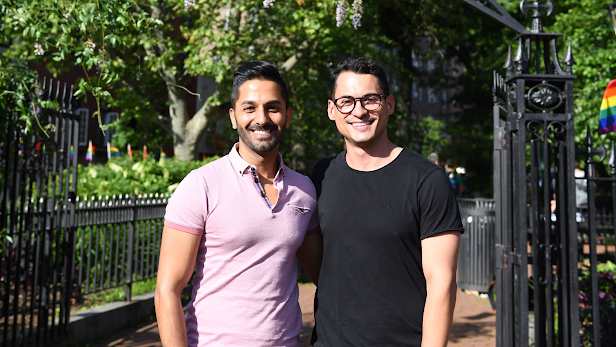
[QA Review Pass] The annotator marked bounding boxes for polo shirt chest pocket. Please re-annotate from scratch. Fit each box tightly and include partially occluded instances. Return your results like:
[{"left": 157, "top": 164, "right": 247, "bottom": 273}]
[{"left": 284, "top": 204, "right": 314, "bottom": 239}]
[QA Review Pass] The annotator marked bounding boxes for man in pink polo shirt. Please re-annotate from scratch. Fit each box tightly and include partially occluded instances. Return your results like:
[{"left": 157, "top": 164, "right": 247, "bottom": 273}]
[{"left": 155, "top": 61, "right": 322, "bottom": 347}]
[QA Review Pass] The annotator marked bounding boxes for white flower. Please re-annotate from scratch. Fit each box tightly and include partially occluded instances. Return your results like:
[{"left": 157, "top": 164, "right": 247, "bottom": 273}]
[
  {"left": 34, "top": 42, "right": 44, "bottom": 56},
  {"left": 263, "top": 0, "right": 275, "bottom": 8},
  {"left": 136, "top": 72, "right": 142, "bottom": 81},
  {"left": 184, "top": 0, "right": 196, "bottom": 10},
  {"left": 85, "top": 39, "right": 96, "bottom": 50}
]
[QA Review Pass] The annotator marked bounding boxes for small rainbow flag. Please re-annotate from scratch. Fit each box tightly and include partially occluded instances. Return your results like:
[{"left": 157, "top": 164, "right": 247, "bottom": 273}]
[
  {"left": 127, "top": 144, "right": 133, "bottom": 158},
  {"left": 160, "top": 149, "right": 167, "bottom": 162},
  {"left": 107, "top": 142, "right": 121, "bottom": 159},
  {"left": 70, "top": 145, "right": 74, "bottom": 161},
  {"left": 143, "top": 145, "right": 147, "bottom": 161},
  {"left": 85, "top": 141, "right": 93, "bottom": 161},
  {"left": 599, "top": 79, "right": 616, "bottom": 135}
]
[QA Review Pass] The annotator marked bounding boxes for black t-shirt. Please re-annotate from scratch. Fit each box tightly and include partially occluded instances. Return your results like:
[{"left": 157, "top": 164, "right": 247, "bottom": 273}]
[{"left": 310, "top": 148, "right": 464, "bottom": 347}]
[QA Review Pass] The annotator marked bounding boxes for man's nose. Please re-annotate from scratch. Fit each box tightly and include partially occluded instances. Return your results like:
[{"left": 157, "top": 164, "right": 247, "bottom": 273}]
[
  {"left": 254, "top": 107, "right": 272, "bottom": 124},
  {"left": 351, "top": 99, "right": 367, "bottom": 117}
]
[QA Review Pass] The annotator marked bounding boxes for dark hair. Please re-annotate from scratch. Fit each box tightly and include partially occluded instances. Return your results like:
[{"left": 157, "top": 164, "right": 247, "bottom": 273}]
[
  {"left": 231, "top": 61, "right": 289, "bottom": 109},
  {"left": 445, "top": 159, "right": 455, "bottom": 168},
  {"left": 330, "top": 57, "right": 390, "bottom": 99}
]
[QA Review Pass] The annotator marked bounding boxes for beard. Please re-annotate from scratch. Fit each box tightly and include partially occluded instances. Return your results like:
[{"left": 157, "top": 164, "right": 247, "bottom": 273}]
[{"left": 237, "top": 122, "right": 286, "bottom": 154}]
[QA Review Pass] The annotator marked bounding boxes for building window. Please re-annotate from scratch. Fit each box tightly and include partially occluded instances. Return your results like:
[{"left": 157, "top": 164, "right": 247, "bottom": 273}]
[
  {"left": 75, "top": 108, "right": 89, "bottom": 146},
  {"left": 104, "top": 112, "right": 119, "bottom": 145},
  {"left": 412, "top": 51, "right": 421, "bottom": 68},
  {"left": 428, "top": 88, "right": 437, "bottom": 103},
  {"left": 427, "top": 60, "right": 435, "bottom": 72},
  {"left": 412, "top": 82, "right": 418, "bottom": 98}
]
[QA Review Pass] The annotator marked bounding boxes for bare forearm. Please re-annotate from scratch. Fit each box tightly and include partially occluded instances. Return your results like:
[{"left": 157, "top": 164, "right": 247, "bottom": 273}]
[
  {"left": 155, "top": 288, "right": 188, "bottom": 347},
  {"left": 422, "top": 280, "right": 457, "bottom": 347}
]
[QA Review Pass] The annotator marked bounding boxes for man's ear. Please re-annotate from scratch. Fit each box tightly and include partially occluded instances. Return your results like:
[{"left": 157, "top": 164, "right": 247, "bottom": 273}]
[
  {"left": 327, "top": 100, "right": 336, "bottom": 121},
  {"left": 285, "top": 108, "right": 293, "bottom": 129},
  {"left": 386, "top": 95, "right": 395, "bottom": 115},
  {"left": 229, "top": 108, "right": 237, "bottom": 129}
]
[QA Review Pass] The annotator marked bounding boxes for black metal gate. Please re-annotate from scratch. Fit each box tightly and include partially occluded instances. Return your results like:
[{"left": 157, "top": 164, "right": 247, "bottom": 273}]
[
  {"left": 491, "top": 6, "right": 580, "bottom": 347},
  {"left": 0, "top": 78, "right": 79, "bottom": 347}
]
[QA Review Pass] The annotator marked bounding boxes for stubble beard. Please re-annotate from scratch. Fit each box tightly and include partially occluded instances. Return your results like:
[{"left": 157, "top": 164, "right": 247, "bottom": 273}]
[{"left": 237, "top": 123, "right": 285, "bottom": 154}]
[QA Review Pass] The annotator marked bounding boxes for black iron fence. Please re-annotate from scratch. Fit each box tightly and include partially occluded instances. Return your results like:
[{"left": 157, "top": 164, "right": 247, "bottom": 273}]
[
  {"left": 0, "top": 77, "right": 168, "bottom": 347},
  {"left": 1, "top": 78, "right": 79, "bottom": 347},
  {"left": 73, "top": 194, "right": 167, "bottom": 301},
  {"left": 575, "top": 131, "right": 616, "bottom": 346}
]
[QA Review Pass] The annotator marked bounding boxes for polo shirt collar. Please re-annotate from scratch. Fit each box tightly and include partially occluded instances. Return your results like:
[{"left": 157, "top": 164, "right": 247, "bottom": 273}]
[{"left": 229, "top": 143, "right": 285, "bottom": 177}]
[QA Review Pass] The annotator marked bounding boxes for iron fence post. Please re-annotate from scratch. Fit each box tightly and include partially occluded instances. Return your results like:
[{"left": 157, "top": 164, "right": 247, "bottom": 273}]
[{"left": 125, "top": 194, "right": 137, "bottom": 301}]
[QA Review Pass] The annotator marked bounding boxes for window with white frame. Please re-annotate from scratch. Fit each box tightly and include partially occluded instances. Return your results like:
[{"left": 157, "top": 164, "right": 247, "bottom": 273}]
[
  {"left": 104, "top": 112, "right": 119, "bottom": 145},
  {"left": 76, "top": 108, "right": 89, "bottom": 146}
]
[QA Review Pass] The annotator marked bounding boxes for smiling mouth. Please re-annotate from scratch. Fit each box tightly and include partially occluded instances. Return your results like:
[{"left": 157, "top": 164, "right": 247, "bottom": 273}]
[{"left": 350, "top": 121, "right": 374, "bottom": 127}]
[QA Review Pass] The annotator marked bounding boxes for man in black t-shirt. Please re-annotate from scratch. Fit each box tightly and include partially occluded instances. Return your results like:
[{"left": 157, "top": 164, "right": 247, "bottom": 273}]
[{"left": 311, "top": 57, "right": 464, "bottom": 347}]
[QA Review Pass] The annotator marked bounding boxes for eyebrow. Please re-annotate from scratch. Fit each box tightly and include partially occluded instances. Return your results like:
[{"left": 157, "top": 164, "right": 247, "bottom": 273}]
[
  {"left": 335, "top": 93, "right": 380, "bottom": 99},
  {"left": 240, "top": 99, "right": 283, "bottom": 106}
]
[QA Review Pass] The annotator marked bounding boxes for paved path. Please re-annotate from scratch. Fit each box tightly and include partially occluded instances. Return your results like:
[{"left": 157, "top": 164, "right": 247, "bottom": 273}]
[{"left": 92, "top": 284, "right": 495, "bottom": 347}]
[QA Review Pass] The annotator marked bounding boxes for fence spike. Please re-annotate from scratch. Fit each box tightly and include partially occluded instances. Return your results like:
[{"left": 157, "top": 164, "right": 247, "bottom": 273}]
[
  {"left": 584, "top": 125, "right": 593, "bottom": 148},
  {"left": 54, "top": 80, "right": 61, "bottom": 102},
  {"left": 61, "top": 82, "right": 68, "bottom": 112},
  {"left": 68, "top": 84, "right": 75, "bottom": 114},
  {"left": 42, "top": 76, "right": 47, "bottom": 98},
  {"left": 513, "top": 38, "right": 525, "bottom": 73},
  {"left": 502, "top": 45, "right": 513, "bottom": 71},
  {"left": 562, "top": 39, "right": 576, "bottom": 74},
  {"left": 47, "top": 78, "right": 53, "bottom": 100}
]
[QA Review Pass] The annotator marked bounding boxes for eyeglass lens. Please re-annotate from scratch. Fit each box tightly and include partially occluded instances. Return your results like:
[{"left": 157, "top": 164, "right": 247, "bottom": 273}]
[{"left": 335, "top": 94, "right": 382, "bottom": 113}]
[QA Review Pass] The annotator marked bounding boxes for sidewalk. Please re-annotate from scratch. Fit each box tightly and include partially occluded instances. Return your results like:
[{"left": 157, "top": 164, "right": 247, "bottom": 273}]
[{"left": 91, "top": 284, "right": 495, "bottom": 347}]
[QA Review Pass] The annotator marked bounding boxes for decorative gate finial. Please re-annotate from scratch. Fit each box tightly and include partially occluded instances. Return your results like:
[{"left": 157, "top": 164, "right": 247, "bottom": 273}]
[{"left": 520, "top": 0, "right": 554, "bottom": 33}]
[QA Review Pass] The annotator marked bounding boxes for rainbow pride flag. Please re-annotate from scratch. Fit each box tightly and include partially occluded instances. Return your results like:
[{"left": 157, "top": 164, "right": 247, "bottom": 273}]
[
  {"left": 143, "top": 145, "right": 147, "bottom": 161},
  {"left": 127, "top": 144, "right": 133, "bottom": 158},
  {"left": 160, "top": 149, "right": 167, "bottom": 162},
  {"left": 85, "top": 141, "right": 93, "bottom": 161},
  {"left": 599, "top": 79, "right": 616, "bottom": 135},
  {"left": 107, "top": 142, "right": 121, "bottom": 158}
]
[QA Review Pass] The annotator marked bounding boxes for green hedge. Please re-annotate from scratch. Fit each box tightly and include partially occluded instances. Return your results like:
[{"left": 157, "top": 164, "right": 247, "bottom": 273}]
[{"left": 76, "top": 156, "right": 219, "bottom": 198}]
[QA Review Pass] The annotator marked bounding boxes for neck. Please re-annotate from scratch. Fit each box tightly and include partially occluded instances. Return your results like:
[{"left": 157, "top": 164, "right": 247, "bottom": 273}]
[
  {"left": 344, "top": 137, "right": 402, "bottom": 171},
  {"left": 237, "top": 143, "right": 280, "bottom": 179}
]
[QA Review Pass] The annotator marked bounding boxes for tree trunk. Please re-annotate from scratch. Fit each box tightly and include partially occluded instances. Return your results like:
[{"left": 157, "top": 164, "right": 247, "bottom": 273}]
[{"left": 168, "top": 83, "right": 224, "bottom": 160}]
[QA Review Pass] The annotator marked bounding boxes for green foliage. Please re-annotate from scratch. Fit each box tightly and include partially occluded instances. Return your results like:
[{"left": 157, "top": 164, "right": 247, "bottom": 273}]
[
  {"left": 550, "top": 0, "right": 616, "bottom": 148},
  {"left": 76, "top": 155, "right": 218, "bottom": 198}
]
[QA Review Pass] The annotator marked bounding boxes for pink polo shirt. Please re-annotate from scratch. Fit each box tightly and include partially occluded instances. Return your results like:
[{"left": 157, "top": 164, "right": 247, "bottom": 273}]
[{"left": 164, "top": 144, "right": 319, "bottom": 347}]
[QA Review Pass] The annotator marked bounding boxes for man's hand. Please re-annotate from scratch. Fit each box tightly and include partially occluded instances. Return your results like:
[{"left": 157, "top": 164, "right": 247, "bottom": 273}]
[
  {"left": 155, "top": 226, "right": 202, "bottom": 347},
  {"left": 421, "top": 231, "right": 461, "bottom": 347},
  {"left": 296, "top": 233, "right": 323, "bottom": 285}
]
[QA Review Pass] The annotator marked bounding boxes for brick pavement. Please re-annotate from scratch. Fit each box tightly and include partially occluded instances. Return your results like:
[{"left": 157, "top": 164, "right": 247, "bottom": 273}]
[{"left": 91, "top": 284, "right": 495, "bottom": 347}]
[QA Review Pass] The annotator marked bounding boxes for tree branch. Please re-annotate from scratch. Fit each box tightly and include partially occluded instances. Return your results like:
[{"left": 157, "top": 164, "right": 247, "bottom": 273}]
[{"left": 279, "top": 38, "right": 318, "bottom": 74}]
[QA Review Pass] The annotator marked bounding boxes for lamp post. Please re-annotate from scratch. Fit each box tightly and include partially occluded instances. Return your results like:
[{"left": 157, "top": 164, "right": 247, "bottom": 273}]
[{"left": 609, "top": 1, "right": 616, "bottom": 35}]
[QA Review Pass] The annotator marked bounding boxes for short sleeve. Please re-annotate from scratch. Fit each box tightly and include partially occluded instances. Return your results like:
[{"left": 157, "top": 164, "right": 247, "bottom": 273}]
[
  {"left": 418, "top": 168, "right": 464, "bottom": 239},
  {"left": 164, "top": 171, "right": 208, "bottom": 235}
]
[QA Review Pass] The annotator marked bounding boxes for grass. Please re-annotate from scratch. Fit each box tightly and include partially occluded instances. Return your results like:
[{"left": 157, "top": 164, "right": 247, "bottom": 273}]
[{"left": 74, "top": 278, "right": 158, "bottom": 312}]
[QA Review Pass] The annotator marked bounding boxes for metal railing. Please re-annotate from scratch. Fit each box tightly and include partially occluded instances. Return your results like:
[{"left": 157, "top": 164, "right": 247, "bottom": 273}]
[
  {"left": 457, "top": 198, "right": 496, "bottom": 293},
  {"left": 73, "top": 194, "right": 168, "bottom": 301}
]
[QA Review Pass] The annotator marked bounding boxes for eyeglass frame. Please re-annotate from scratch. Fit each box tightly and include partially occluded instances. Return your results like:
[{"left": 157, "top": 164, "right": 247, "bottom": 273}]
[{"left": 331, "top": 93, "right": 389, "bottom": 114}]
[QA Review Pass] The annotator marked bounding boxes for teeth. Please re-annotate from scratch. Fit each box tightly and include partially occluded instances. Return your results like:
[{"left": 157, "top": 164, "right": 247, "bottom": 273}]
[
  {"left": 352, "top": 122, "right": 371, "bottom": 126},
  {"left": 253, "top": 130, "right": 270, "bottom": 134}
]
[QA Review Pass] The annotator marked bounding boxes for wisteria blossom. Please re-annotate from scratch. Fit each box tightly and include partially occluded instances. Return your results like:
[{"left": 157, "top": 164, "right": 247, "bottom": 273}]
[
  {"left": 336, "top": 0, "right": 348, "bottom": 27},
  {"left": 263, "top": 0, "right": 275, "bottom": 8},
  {"left": 184, "top": 0, "right": 195, "bottom": 10},
  {"left": 85, "top": 39, "right": 96, "bottom": 50},
  {"left": 34, "top": 42, "right": 44, "bottom": 56},
  {"left": 136, "top": 72, "right": 142, "bottom": 81},
  {"left": 351, "top": 0, "right": 363, "bottom": 29}
]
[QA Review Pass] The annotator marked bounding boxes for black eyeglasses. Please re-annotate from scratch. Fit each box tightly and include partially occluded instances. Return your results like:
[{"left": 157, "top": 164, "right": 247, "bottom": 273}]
[{"left": 332, "top": 93, "right": 388, "bottom": 114}]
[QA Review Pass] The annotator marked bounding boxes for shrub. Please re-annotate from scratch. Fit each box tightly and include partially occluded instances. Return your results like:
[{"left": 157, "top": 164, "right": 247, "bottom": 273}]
[
  {"left": 579, "top": 260, "right": 616, "bottom": 346},
  {"left": 76, "top": 155, "right": 219, "bottom": 198}
]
